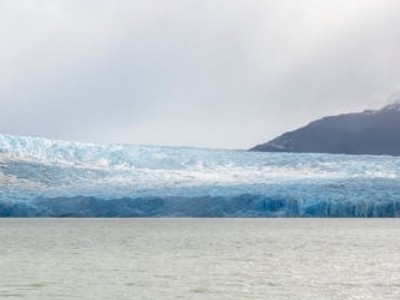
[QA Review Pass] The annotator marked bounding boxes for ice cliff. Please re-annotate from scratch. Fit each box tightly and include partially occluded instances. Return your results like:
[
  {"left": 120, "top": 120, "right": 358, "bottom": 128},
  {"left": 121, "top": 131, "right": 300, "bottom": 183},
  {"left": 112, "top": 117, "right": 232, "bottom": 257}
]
[{"left": 1, "top": 134, "right": 400, "bottom": 217}]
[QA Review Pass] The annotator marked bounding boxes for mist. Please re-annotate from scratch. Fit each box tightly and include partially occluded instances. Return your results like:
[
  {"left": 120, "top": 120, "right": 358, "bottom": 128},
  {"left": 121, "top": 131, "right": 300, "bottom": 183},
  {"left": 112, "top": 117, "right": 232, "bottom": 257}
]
[{"left": 1, "top": 0, "right": 400, "bottom": 148}]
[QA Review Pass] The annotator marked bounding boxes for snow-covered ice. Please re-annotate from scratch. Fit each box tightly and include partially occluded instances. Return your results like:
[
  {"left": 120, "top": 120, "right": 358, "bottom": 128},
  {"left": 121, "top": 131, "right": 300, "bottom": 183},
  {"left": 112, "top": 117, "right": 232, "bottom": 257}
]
[{"left": 1, "top": 134, "right": 400, "bottom": 217}]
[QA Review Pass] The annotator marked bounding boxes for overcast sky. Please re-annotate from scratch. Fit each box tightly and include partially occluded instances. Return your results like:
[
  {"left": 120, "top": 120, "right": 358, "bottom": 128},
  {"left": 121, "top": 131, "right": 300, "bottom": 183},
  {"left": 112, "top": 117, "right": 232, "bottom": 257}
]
[{"left": 1, "top": 0, "right": 400, "bottom": 149}]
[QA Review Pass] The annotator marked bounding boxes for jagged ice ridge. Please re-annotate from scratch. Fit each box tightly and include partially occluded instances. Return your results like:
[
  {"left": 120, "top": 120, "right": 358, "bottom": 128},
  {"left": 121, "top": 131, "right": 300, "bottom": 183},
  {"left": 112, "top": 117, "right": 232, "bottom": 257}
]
[{"left": 1, "top": 134, "right": 400, "bottom": 217}]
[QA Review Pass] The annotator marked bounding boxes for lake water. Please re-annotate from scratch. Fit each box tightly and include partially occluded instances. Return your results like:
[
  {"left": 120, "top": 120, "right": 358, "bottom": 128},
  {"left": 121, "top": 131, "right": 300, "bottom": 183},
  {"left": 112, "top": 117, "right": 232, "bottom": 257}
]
[{"left": 1, "top": 219, "right": 400, "bottom": 299}]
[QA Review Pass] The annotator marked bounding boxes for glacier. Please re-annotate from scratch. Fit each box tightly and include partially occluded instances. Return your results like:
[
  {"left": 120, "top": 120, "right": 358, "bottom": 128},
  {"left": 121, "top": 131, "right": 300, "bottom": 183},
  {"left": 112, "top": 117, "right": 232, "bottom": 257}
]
[{"left": 1, "top": 133, "right": 400, "bottom": 217}]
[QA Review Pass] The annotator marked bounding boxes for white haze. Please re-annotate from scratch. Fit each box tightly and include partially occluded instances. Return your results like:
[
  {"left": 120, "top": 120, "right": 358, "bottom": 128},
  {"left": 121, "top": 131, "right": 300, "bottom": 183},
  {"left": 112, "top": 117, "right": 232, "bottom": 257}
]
[{"left": 1, "top": 0, "right": 400, "bottom": 148}]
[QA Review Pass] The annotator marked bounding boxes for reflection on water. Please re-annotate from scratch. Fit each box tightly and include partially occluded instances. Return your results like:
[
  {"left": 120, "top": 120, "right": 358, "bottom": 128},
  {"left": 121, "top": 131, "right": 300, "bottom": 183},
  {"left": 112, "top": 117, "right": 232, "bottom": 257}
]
[{"left": 1, "top": 219, "right": 400, "bottom": 299}]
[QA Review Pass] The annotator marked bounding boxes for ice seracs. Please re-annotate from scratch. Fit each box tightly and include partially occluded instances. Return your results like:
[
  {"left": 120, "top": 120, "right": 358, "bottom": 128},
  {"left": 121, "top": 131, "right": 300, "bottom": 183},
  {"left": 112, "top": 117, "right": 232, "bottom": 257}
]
[{"left": 1, "top": 133, "right": 400, "bottom": 217}]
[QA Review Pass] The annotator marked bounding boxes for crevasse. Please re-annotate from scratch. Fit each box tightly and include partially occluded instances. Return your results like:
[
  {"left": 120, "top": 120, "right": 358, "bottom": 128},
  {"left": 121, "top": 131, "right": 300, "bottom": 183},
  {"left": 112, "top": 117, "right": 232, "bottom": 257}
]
[{"left": 1, "top": 134, "right": 400, "bottom": 217}]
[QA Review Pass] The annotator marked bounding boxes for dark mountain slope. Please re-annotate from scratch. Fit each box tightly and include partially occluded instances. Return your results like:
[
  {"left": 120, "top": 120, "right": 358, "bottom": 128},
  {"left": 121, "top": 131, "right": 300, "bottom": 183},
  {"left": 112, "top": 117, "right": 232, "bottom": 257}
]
[{"left": 250, "top": 102, "right": 400, "bottom": 155}]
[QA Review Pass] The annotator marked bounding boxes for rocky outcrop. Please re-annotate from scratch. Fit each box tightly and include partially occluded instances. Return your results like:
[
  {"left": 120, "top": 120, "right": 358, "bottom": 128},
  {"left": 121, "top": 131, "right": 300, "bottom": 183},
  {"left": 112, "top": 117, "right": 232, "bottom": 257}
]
[{"left": 251, "top": 101, "right": 400, "bottom": 155}]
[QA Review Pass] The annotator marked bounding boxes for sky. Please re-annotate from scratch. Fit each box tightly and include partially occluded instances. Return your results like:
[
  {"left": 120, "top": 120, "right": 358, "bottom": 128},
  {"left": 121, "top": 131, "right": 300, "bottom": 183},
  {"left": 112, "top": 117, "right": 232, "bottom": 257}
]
[{"left": 1, "top": 0, "right": 400, "bottom": 149}]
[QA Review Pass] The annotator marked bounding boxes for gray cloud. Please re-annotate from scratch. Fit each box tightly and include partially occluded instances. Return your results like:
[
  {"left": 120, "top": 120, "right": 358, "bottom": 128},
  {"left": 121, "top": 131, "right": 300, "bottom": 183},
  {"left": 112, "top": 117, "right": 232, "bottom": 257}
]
[{"left": 1, "top": 0, "right": 400, "bottom": 148}]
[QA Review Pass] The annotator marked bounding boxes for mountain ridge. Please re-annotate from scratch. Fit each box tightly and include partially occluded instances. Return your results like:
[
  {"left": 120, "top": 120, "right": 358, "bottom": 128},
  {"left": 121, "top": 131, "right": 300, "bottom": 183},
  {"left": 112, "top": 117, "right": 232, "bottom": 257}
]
[{"left": 250, "top": 101, "right": 400, "bottom": 156}]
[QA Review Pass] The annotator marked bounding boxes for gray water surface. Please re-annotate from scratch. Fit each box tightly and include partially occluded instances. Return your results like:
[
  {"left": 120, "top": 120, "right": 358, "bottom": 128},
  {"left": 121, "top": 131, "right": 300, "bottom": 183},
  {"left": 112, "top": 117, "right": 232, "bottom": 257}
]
[{"left": 1, "top": 219, "right": 400, "bottom": 299}]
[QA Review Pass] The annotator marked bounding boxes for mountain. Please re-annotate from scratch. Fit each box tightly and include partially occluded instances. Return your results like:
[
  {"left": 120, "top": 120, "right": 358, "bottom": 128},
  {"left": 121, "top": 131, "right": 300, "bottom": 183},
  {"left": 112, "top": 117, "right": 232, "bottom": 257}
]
[{"left": 250, "top": 101, "right": 400, "bottom": 156}]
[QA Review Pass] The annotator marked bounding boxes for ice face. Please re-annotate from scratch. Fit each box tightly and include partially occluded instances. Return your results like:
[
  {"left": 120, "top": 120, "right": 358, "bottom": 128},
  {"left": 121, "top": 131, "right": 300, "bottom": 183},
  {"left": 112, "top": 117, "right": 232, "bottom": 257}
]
[{"left": 1, "top": 133, "right": 400, "bottom": 217}]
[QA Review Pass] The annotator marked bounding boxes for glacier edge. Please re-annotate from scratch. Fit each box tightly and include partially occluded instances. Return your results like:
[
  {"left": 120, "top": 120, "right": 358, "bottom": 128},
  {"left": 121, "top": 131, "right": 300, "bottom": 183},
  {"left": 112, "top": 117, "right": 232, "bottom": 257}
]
[{"left": 1, "top": 133, "right": 400, "bottom": 217}]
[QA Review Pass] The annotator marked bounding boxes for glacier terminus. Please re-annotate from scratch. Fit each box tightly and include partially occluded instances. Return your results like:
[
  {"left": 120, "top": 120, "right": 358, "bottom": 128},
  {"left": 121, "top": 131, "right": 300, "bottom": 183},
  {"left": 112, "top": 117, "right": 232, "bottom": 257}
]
[{"left": 1, "top": 134, "right": 400, "bottom": 217}]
